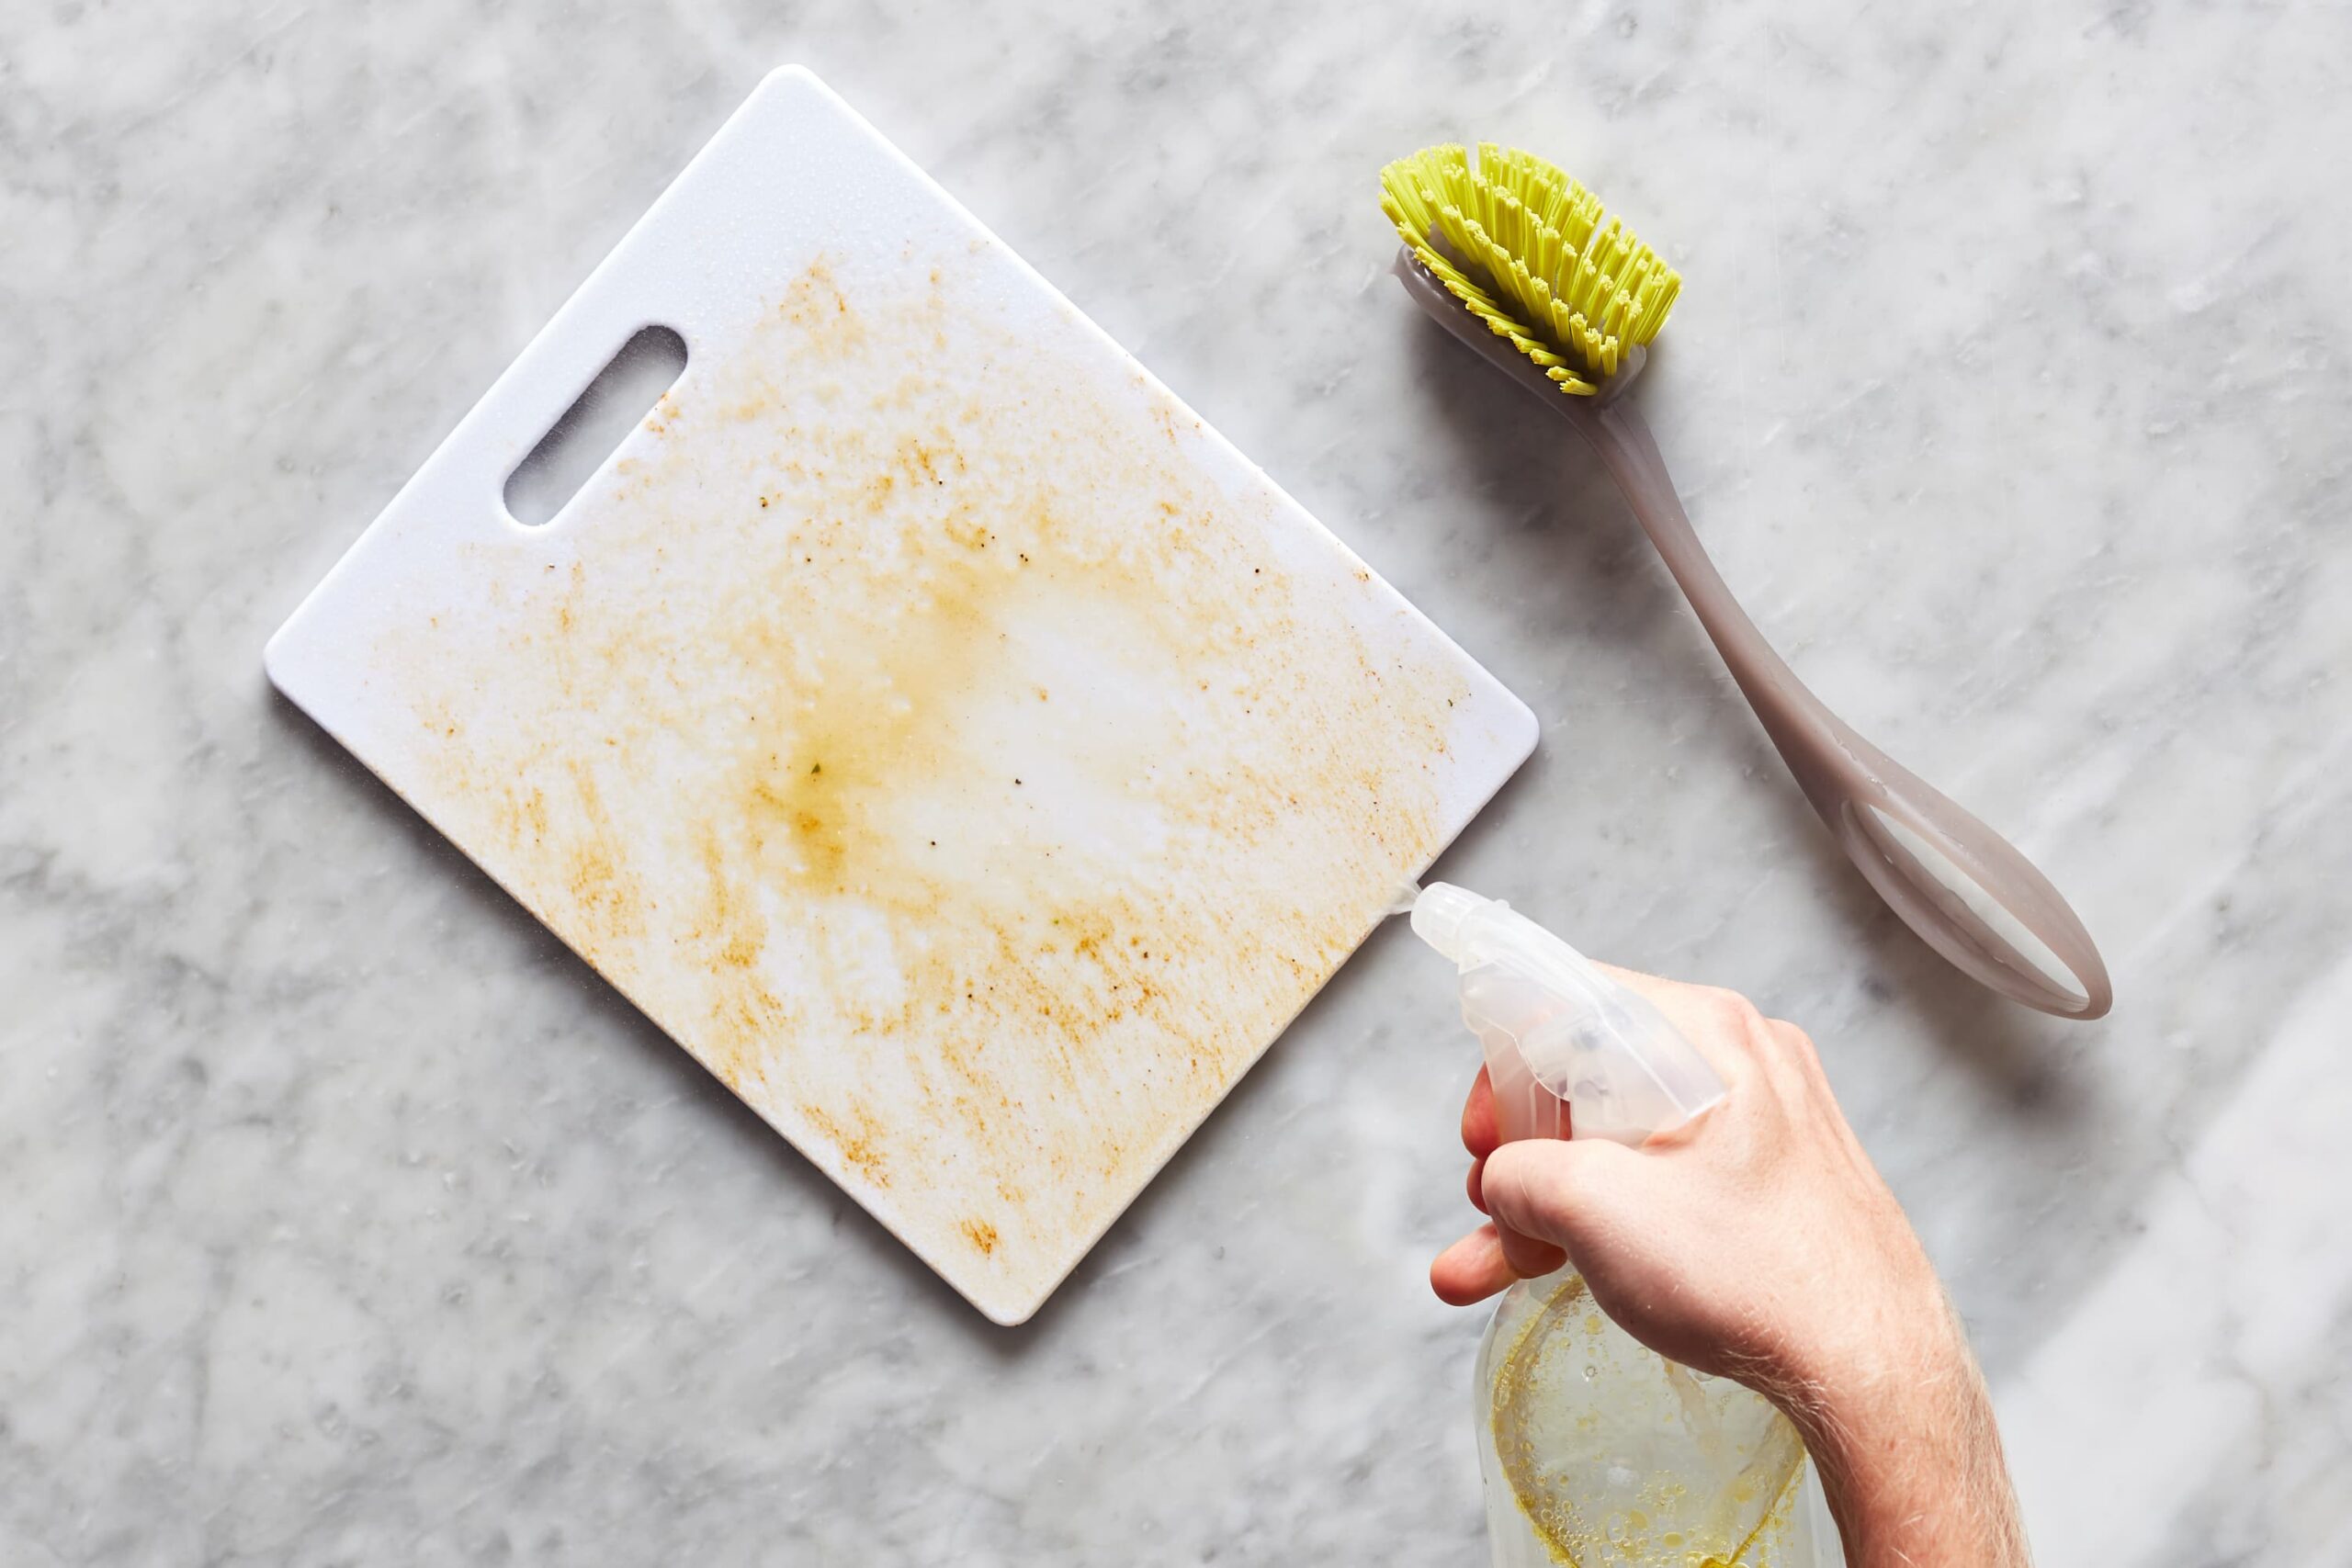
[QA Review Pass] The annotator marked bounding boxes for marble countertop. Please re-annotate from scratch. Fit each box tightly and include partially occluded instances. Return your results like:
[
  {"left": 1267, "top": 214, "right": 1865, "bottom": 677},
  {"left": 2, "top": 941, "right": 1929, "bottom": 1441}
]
[{"left": 5, "top": 2, "right": 2347, "bottom": 1562}]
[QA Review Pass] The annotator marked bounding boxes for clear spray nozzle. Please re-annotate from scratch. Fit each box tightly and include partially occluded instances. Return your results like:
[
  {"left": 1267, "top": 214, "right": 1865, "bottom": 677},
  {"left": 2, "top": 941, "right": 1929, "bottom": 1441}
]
[
  {"left": 1408, "top": 883, "right": 1726, "bottom": 1146},
  {"left": 1406, "top": 881, "right": 1489, "bottom": 962}
]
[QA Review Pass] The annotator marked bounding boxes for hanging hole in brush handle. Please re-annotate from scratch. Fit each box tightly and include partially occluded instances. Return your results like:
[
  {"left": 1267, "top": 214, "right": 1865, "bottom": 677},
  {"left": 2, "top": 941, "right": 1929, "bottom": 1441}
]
[{"left": 1801, "top": 724, "right": 2110, "bottom": 1017}]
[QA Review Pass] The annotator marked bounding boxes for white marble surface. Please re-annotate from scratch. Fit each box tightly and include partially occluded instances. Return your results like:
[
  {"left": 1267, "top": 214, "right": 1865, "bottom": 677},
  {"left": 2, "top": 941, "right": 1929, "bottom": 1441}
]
[{"left": 4, "top": 1, "right": 2347, "bottom": 1562}]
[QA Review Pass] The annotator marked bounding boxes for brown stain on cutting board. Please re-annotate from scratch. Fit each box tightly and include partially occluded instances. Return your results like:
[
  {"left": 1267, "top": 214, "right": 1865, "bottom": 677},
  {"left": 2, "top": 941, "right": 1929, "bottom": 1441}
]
[
  {"left": 800, "top": 1100, "right": 890, "bottom": 1187},
  {"left": 401, "top": 254, "right": 1466, "bottom": 1311}
]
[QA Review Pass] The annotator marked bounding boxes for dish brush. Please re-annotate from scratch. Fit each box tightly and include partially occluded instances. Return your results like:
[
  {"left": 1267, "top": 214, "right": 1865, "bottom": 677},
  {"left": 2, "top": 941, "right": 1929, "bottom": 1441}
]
[{"left": 1380, "top": 142, "right": 2109, "bottom": 1018}]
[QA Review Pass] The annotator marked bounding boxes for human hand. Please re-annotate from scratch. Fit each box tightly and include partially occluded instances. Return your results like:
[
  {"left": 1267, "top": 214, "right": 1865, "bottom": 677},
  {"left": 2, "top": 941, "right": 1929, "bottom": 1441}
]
[
  {"left": 1430, "top": 964, "right": 1950, "bottom": 1393},
  {"left": 1428, "top": 964, "right": 2030, "bottom": 1567}
]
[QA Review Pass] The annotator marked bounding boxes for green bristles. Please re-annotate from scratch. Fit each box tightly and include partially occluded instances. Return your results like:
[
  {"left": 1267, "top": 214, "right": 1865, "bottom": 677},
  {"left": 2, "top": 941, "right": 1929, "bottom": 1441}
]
[{"left": 1379, "top": 143, "right": 1680, "bottom": 395}]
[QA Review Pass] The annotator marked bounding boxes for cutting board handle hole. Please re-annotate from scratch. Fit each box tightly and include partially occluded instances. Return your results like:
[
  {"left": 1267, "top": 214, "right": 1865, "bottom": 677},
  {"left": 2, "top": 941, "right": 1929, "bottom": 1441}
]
[{"left": 503, "top": 324, "right": 689, "bottom": 527}]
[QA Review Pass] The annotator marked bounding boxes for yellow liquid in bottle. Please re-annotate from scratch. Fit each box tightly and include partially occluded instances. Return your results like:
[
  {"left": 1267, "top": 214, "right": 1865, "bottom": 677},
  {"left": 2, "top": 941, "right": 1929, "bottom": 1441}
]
[{"left": 1483, "top": 1273, "right": 1809, "bottom": 1566}]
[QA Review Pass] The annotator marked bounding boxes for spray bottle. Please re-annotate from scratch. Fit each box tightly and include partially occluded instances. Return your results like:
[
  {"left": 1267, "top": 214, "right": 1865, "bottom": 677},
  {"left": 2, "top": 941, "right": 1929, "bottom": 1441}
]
[{"left": 1408, "top": 883, "right": 1840, "bottom": 1566}]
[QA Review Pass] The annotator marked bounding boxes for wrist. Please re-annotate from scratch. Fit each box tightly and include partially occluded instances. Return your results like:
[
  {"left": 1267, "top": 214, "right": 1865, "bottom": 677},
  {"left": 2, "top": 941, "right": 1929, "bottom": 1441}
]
[
  {"left": 1776, "top": 1301, "right": 1970, "bottom": 1472},
  {"left": 1778, "top": 1278, "right": 1971, "bottom": 1442},
  {"left": 1772, "top": 1299, "right": 2029, "bottom": 1568}
]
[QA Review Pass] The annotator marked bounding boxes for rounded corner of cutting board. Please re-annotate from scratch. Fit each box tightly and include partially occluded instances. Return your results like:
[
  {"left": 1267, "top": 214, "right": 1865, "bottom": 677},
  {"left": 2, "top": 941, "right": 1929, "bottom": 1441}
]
[
  {"left": 1503, "top": 690, "right": 1541, "bottom": 763},
  {"left": 757, "top": 62, "right": 823, "bottom": 97},
  {"left": 260, "top": 629, "right": 296, "bottom": 695},
  {"left": 975, "top": 1290, "right": 1046, "bottom": 1330}
]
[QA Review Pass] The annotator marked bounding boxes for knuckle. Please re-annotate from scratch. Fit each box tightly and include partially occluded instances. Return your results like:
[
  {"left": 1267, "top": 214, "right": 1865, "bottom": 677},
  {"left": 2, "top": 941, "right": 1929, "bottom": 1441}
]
[
  {"left": 1766, "top": 1019, "right": 1820, "bottom": 1068},
  {"left": 1692, "top": 987, "right": 1773, "bottom": 1068},
  {"left": 1483, "top": 1140, "right": 1580, "bottom": 1237},
  {"left": 1748, "top": 1019, "right": 1825, "bottom": 1110},
  {"left": 1704, "top": 987, "right": 1769, "bottom": 1036}
]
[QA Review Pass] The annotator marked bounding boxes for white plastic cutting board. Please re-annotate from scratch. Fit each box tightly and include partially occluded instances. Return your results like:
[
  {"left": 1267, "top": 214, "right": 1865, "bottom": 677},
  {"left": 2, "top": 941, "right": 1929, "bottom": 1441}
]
[{"left": 266, "top": 66, "right": 1536, "bottom": 1324}]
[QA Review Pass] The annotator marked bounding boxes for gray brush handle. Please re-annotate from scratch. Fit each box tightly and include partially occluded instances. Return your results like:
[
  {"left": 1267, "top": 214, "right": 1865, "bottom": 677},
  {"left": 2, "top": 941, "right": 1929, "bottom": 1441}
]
[{"left": 1397, "top": 250, "right": 2111, "bottom": 1019}]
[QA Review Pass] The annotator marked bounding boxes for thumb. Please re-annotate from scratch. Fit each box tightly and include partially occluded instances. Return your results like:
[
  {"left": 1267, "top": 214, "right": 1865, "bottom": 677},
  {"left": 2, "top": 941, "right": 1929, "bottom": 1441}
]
[{"left": 1481, "top": 1137, "right": 1640, "bottom": 1253}]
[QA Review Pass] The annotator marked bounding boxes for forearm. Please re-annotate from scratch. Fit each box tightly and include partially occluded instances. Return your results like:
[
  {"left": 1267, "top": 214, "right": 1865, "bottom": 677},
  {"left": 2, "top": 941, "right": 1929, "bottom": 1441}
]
[{"left": 1779, "top": 1304, "right": 2030, "bottom": 1568}]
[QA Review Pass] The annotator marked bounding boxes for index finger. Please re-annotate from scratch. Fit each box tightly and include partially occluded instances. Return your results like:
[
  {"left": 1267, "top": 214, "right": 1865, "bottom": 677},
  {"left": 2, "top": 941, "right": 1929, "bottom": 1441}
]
[{"left": 1461, "top": 1064, "right": 1498, "bottom": 1159}]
